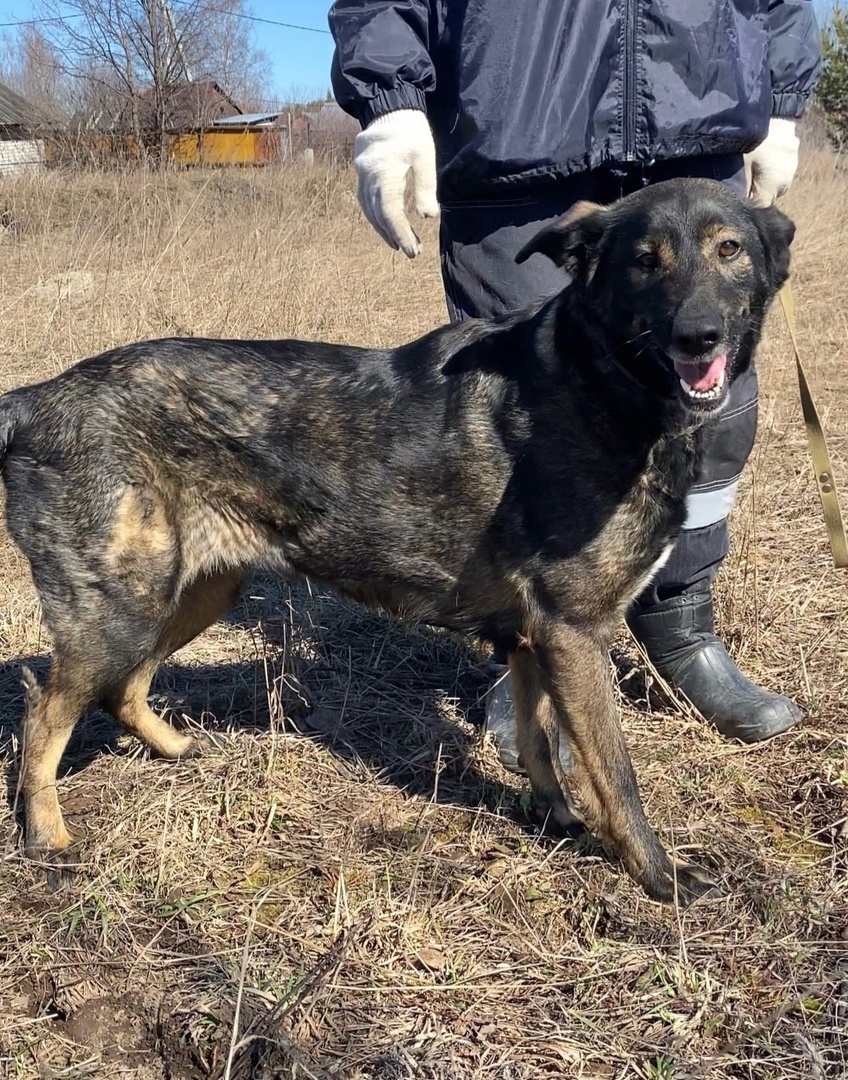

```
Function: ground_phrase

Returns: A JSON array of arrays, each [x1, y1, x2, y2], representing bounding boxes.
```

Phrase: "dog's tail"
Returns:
[[0, 388, 29, 468]]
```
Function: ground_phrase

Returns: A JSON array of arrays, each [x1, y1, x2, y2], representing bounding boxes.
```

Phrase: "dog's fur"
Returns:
[[0, 178, 794, 903]]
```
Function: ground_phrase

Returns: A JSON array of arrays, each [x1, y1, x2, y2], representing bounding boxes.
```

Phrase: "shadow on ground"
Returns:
[[0, 574, 516, 823]]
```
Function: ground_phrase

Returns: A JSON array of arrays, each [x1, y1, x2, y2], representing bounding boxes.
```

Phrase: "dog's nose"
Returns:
[[671, 314, 724, 357]]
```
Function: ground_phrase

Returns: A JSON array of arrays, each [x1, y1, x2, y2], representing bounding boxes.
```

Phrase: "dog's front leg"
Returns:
[[531, 624, 714, 906], [509, 645, 582, 834]]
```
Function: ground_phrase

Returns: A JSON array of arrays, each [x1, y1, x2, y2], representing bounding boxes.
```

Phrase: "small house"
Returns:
[[0, 81, 43, 174], [139, 79, 243, 134], [169, 110, 285, 167]]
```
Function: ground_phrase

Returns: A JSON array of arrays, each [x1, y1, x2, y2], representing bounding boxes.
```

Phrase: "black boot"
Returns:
[[627, 586, 801, 743]]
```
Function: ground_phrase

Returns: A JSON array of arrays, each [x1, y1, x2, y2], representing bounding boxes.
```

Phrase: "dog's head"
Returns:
[[516, 178, 795, 418]]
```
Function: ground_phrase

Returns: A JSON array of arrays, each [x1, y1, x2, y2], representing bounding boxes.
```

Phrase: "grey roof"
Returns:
[[0, 80, 36, 127], [210, 111, 282, 128]]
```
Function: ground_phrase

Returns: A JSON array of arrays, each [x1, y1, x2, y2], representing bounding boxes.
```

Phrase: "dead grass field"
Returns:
[[0, 148, 846, 1080]]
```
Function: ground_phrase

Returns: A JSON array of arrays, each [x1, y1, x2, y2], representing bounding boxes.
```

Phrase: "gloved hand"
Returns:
[[353, 109, 439, 258], [743, 117, 799, 208]]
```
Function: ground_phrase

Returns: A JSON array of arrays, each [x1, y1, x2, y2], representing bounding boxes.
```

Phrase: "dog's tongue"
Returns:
[[673, 353, 728, 392]]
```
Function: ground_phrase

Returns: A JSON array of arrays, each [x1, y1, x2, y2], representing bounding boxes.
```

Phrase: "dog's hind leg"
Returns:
[[534, 624, 715, 907], [19, 564, 241, 882], [18, 655, 103, 885], [103, 570, 244, 758]]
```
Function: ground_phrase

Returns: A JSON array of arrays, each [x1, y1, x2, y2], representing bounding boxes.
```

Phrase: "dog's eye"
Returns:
[[635, 251, 660, 272], [718, 239, 741, 261]]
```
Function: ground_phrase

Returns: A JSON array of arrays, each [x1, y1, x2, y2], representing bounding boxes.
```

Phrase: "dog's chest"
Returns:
[[591, 490, 678, 596], [585, 439, 698, 609]]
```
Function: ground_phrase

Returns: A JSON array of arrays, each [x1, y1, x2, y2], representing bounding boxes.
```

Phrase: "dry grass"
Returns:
[[0, 149, 846, 1080]]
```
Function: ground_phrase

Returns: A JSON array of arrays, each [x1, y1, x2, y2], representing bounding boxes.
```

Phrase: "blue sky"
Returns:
[[0, 1, 838, 103], [238, 1, 336, 99], [0, 1, 337, 99]]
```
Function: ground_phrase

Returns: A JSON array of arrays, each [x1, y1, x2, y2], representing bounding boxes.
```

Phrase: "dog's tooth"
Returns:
[[679, 369, 727, 403]]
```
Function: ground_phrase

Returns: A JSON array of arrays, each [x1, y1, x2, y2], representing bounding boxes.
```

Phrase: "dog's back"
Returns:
[[0, 332, 529, 640]]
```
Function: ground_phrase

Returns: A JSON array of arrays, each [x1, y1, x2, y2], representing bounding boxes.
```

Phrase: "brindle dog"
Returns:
[[0, 178, 794, 904]]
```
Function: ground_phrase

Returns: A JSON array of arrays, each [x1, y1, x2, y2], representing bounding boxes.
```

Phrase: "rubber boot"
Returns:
[[484, 663, 573, 775], [626, 586, 801, 743]]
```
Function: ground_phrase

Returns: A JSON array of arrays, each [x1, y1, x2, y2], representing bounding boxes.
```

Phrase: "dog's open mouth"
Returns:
[[673, 353, 728, 407]]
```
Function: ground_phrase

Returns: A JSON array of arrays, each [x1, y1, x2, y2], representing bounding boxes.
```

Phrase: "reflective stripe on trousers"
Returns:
[[684, 479, 740, 530]]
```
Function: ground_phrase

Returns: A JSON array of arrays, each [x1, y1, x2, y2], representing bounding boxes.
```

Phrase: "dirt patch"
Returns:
[[62, 994, 162, 1071]]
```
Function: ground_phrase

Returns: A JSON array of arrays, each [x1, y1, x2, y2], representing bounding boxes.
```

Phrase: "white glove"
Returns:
[[353, 109, 439, 258], [743, 117, 799, 208]]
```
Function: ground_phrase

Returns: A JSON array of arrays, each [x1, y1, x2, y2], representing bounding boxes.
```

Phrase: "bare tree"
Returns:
[[191, 0, 272, 111], [33, 0, 271, 161], [0, 25, 76, 120]]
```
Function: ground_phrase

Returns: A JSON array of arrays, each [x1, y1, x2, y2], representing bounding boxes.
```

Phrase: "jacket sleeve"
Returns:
[[766, 0, 822, 118], [328, 0, 436, 129]]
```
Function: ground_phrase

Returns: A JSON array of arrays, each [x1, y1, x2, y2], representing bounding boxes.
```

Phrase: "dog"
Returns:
[[0, 178, 794, 904]]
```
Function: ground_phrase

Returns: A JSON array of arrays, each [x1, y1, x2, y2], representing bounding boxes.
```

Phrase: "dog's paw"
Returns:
[[160, 730, 223, 760], [669, 862, 718, 907], [640, 858, 718, 907], [46, 849, 79, 892], [25, 845, 78, 892], [178, 731, 218, 758], [528, 792, 585, 838]]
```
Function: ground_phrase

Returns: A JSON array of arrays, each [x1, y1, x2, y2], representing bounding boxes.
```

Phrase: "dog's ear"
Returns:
[[515, 201, 608, 277], [751, 203, 795, 291]]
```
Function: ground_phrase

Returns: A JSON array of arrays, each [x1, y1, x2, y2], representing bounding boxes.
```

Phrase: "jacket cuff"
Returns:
[[358, 83, 427, 128], [771, 90, 808, 120]]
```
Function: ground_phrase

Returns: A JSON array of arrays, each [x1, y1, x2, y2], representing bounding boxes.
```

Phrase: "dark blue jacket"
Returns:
[[328, 1, 821, 203]]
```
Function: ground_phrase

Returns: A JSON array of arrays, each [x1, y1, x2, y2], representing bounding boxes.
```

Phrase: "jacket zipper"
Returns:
[[622, 0, 638, 160]]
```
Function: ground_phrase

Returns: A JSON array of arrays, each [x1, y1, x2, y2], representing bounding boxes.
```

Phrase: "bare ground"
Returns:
[[0, 149, 845, 1080]]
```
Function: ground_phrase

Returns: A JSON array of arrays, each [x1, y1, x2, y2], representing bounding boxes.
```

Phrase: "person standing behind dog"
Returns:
[[327, 1, 822, 766]]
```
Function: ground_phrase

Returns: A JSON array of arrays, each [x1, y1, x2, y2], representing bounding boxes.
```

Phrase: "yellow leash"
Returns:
[[778, 281, 848, 569]]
